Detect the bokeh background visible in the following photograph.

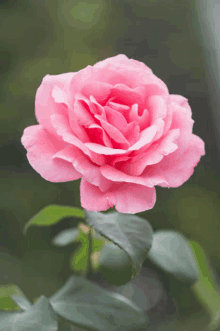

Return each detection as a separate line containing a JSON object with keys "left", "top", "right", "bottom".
{"left": 0, "top": 0, "right": 220, "bottom": 330}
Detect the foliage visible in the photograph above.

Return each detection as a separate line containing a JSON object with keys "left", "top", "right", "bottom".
{"left": 148, "top": 230, "right": 199, "bottom": 283}
{"left": 2, "top": 201, "right": 220, "bottom": 331}
{"left": 83, "top": 209, "right": 153, "bottom": 279}
{"left": 24, "top": 205, "right": 84, "bottom": 234}
{"left": 0, "top": 276, "right": 147, "bottom": 331}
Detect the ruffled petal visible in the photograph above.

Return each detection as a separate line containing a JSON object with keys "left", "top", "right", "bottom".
{"left": 169, "top": 95, "right": 194, "bottom": 152}
{"left": 128, "top": 104, "right": 150, "bottom": 131}
{"left": 120, "top": 129, "right": 180, "bottom": 176}
{"left": 147, "top": 134, "right": 205, "bottom": 188}
{"left": 87, "top": 123, "right": 113, "bottom": 148}
{"left": 80, "top": 177, "right": 156, "bottom": 214}
{"left": 21, "top": 125, "right": 81, "bottom": 182}
{"left": 85, "top": 143, "right": 127, "bottom": 155}
{"left": 110, "top": 84, "right": 147, "bottom": 110}
{"left": 128, "top": 125, "right": 157, "bottom": 152}
{"left": 74, "top": 99, "right": 96, "bottom": 128}
{"left": 51, "top": 113, "right": 105, "bottom": 165}
{"left": 80, "top": 81, "right": 111, "bottom": 105}
{"left": 100, "top": 164, "right": 168, "bottom": 188}
{"left": 53, "top": 145, "right": 111, "bottom": 192}
{"left": 95, "top": 113, "right": 130, "bottom": 149}
{"left": 35, "top": 73, "right": 75, "bottom": 136}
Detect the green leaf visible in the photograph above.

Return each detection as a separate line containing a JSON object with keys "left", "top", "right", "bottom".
{"left": 24, "top": 205, "right": 84, "bottom": 234}
{"left": 98, "top": 242, "right": 133, "bottom": 286}
{"left": 190, "top": 241, "right": 220, "bottom": 330}
{"left": 147, "top": 230, "right": 199, "bottom": 283}
{"left": 83, "top": 210, "right": 153, "bottom": 278}
{"left": 11, "top": 295, "right": 32, "bottom": 311}
{"left": 0, "top": 296, "right": 58, "bottom": 331}
{"left": 58, "top": 316, "right": 82, "bottom": 331}
{"left": 0, "top": 311, "right": 20, "bottom": 331}
{"left": 14, "top": 296, "right": 58, "bottom": 331}
{"left": 0, "top": 285, "right": 28, "bottom": 311}
{"left": 52, "top": 228, "right": 79, "bottom": 247}
{"left": 49, "top": 275, "right": 147, "bottom": 331}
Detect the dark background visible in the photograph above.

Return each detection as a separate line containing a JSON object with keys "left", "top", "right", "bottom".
{"left": 0, "top": 0, "right": 219, "bottom": 330}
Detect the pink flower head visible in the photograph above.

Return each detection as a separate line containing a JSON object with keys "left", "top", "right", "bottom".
{"left": 21, "top": 55, "right": 205, "bottom": 214}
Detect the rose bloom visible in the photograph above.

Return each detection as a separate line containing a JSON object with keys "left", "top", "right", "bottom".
{"left": 21, "top": 55, "right": 205, "bottom": 214}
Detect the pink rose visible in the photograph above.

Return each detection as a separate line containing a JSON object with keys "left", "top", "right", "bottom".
{"left": 21, "top": 55, "right": 205, "bottom": 214}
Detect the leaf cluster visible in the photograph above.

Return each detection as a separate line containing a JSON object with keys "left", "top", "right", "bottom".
{"left": 7, "top": 204, "right": 220, "bottom": 330}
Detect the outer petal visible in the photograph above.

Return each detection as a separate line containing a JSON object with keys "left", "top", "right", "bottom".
{"left": 80, "top": 178, "right": 156, "bottom": 214}
{"left": 93, "top": 54, "right": 152, "bottom": 74}
{"left": 170, "top": 94, "right": 192, "bottom": 118}
{"left": 100, "top": 164, "right": 169, "bottom": 188}
{"left": 147, "top": 133, "right": 205, "bottom": 188}
{"left": 93, "top": 54, "right": 155, "bottom": 88}
{"left": 146, "top": 95, "right": 168, "bottom": 142}
{"left": 35, "top": 73, "right": 75, "bottom": 136}
{"left": 93, "top": 54, "right": 130, "bottom": 69}
{"left": 69, "top": 65, "right": 130, "bottom": 100}
{"left": 70, "top": 55, "right": 169, "bottom": 92}
{"left": 169, "top": 95, "right": 194, "bottom": 152}
{"left": 53, "top": 145, "right": 112, "bottom": 192}
{"left": 21, "top": 125, "right": 81, "bottom": 182}
{"left": 120, "top": 129, "right": 180, "bottom": 176}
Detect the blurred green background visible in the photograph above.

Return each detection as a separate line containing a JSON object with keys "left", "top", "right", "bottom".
{"left": 0, "top": 0, "right": 219, "bottom": 329}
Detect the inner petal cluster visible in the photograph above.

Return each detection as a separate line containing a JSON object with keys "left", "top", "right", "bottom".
{"left": 71, "top": 82, "right": 153, "bottom": 154}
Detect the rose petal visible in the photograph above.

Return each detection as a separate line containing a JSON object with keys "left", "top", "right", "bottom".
{"left": 68, "top": 107, "right": 91, "bottom": 143}
{"left": 35, "top": 73, "right": 75, "bottom": 136}
{"left": 87, "top": 123, "right": 113, "bottom": 148}
{"left": 112, "top": 155, "right": 131, "bottom": 168}
{"left": 95, "top": 114, "right": 130, "bottom": 149}
{"left": 93, "top": 54, "right": 130, "bottom": 69}
{"left": 52, "top": 85, "right": 69, "bottom": 104}
{"left": 169, "top": 95, "right": 194, "bottom": 152}
{"left": 80, "top": 177, "right": 156, "bottom": 214}
{"left": 170, "top": 94, "right": 192, "bottom": 118}
{"left": 85, "top": 143, "right": 127, "bottom": 155}
{"left": 107, "top": 101, "right": 130, "bottom": 115}
{"left": 110, "top": 84, "right": 147, "bottom": 109}
{"left": 100, "top": 164, "right": 168, "bottom": 188}
{"left": 74, "top": 99, "right": 95, "bottom": 128}
{"left": 81, "top": 81, "right": 111, "bottom": 105}
{"left": 21, "top": 125, "right": 81, "bottom": 182}
{"left": 147, "top": 134, "right": 205, "bottom": 188}
{"left": 51, "top": 113, "right": 105, "bottom": 165}
{"left": 53, "top": 145, "right": 112, "bottom": 192}
{"left": 104, "top": 105, "right": 128, "bottom": 132}
{"left": 128, "top": 104, "right": 150, "bottom": 131}
{"left": 93, "top": 55, "right": 162, "bottom": 90}
{"left": 94, "top": 54, "right": 152, "bottom": 74}
{"left": 147, "top": 95, "right": 167, "bottom": 122}
{"left": 121, "top": 129, "right": 180, "bottom": 176}
{"left": 123, "top": 121, "right": 140, "bottom": 146}
{"left": 128, "top": 125, "right": 157, "bottom": 151}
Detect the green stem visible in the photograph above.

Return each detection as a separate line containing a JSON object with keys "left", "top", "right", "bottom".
{"left": 86, "top": 226, "right": 93, "bottom": 279}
